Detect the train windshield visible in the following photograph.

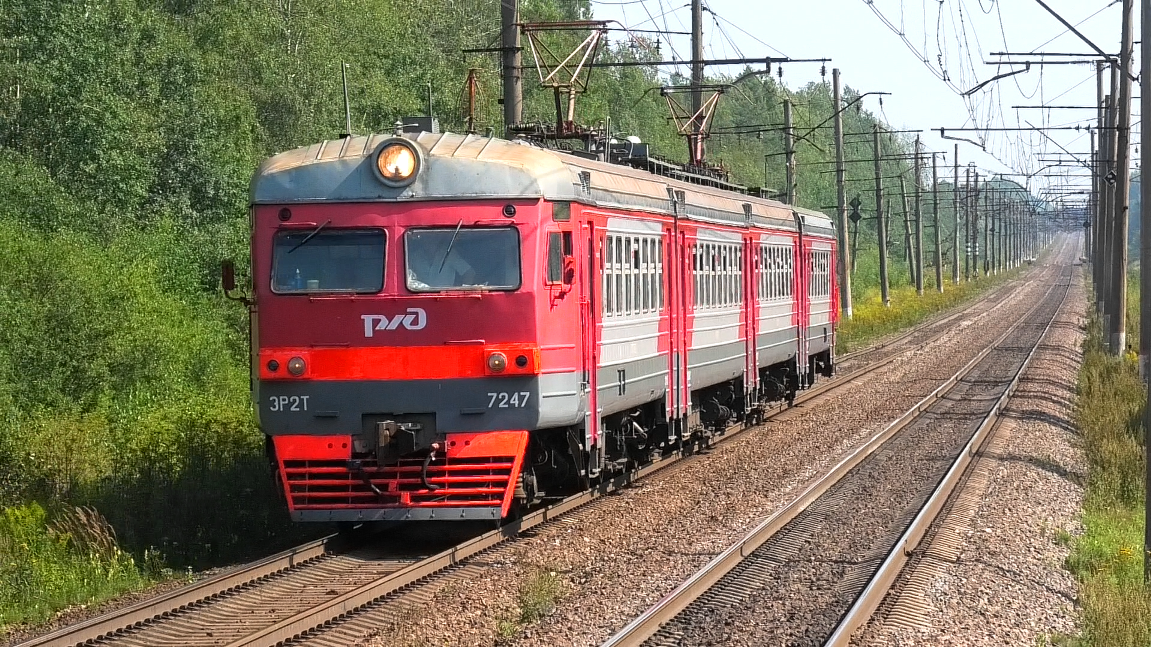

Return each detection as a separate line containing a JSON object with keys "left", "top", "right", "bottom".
{"left": 271, "top": 228, "right": 385, "bottom": 293}
{"left": 404, "top": 227, "right": 521, "bottom": 292}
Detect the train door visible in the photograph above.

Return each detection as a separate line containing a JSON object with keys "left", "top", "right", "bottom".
{"left": 671, "top": 221, "right": 690, "bottom": 436}
{"left": 580, "top": 221, "right": 601, "bottom": 471}
{"left": 792, "top": 211, "right": 808, "bottom": 385}
{"left": 743, "top": 234, "right": 757, "bottom": 401}
{"left": 664, "top": 224, "right": 679, "bottom": 438}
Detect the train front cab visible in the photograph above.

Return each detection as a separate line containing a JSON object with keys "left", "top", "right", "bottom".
{"left": 252, "top": 194, "right": 582, "bottom": 523}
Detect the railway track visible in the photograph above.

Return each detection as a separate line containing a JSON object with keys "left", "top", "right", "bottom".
{"left": 599, "top": 264, "right": 1072, "bottom": 647}
{"left": 17, "top": 267, "right": 1048, "bottom": 647}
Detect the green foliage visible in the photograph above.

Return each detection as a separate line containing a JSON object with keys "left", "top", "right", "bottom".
{"left": 491, "top": 567, "right": 566, "bottom": 642}
{"left": 1075, "top": 326, "right": 1145, "bottom": 509}
{"left": 836, "top": 268, "right": 1018, "bottom": 354}
{"left": 0, "top": 0, "right": 1049, "bottom": 629}
{"left": 1067, "top": 310, "right": 1151, "bottom": 646}
{"left": 517, "top": 568, "right": 564, "bottom": 624}
{"left": 0, "top": 503, "right": 152, "bottom": 629}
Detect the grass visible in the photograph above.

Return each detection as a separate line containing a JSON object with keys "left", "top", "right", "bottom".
{"left": 1065, "top": 306, "right": 1151, "bottom": 646}
{"left": 837, "top": 264, "right": 1023, "bottom": 354}
{"left": 0, "top": 503, "right": 159, "bottom": 629}
{"left": 517, "top": 568, "right": 564, "bottom": 624}
{"left": 493, "top": 567, "right": 566, "bottom": 643}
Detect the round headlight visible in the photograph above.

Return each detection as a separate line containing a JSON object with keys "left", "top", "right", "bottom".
{"left": 375, "top": 141, "right": 419, "bottom": 186}
{"left": 487, "top": 352, "right": 507, "bottom": 373}
{"left": 287, "top": 356, "right": 306, "bottom": 376}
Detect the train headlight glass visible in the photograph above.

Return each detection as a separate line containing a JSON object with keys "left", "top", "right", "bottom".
{"left": 375, "top": 141, "right": 419, "bottom": 187}
{"left": 287, "top": 356, "right": 306, "bottom": 376}
{"left": 487, "top": 352, "right": 507, "bottom": 373}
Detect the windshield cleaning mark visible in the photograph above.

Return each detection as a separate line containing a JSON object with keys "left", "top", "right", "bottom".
{"left": 287, "top": 219, "right": 332, "bottom": 254}
{"left": 436, "top": 219, "right": 465, "bottom": 273}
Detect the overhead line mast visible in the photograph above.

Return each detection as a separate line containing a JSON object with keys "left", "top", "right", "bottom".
{"left": 501, "top": 0, "right": 522, "bottom": 132}
{"left": 691, "top": 0, "right": 704, "bottom": 164}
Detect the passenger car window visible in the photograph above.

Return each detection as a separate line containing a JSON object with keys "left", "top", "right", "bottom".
{"left": 271, "top": 228, "right": 385, "bottom": 294}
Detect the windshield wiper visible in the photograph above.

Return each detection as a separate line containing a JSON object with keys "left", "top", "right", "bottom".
{"left": 287, "top": 219, "right": 332, "bottom": 254}
{"left": 436, "top": 219, "right": 465, "bottom": 273}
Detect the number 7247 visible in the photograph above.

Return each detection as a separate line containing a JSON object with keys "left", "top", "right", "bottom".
{"left": 487, "top": 392, "right": 530, "bottom": 408}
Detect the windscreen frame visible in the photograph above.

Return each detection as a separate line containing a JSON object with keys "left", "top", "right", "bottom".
{"left": 403, "top": 226, "right": 522, "bottom": 293}
{"left": 270, "top": 227, "right": 387, "bottom": 295}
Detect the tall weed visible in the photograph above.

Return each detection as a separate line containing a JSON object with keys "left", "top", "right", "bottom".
{"left": 0, "top": 503, "right": 151, "bottom": 628}
{"left": 1069, "top": 310, "right": 1151, "bottom": 645}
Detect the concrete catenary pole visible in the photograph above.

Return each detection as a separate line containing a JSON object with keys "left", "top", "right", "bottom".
{"left": 500, "top": 0, "right": 522, "bottom": 132}
{"left": 964, "top": 167, "right": 971, "bottom": 281}
{"left": 982, "top": 180, "right": 990, "bottom": 277}
{"left": 1138, "top": 0, "right": 1151, "bottom": 584}
{"left": 874, "top": 125, "right": 890, "bottom": 306}
{"left": 990, "top": 187, "right": 998, "bottom": 275}
{"left": 1096, "top": 63, "right": 1107, "bottom": 289}
{"left": 1100, "top": 58, "right": 1109, "bottom": 313}
{"left": 784, "top": 99, "right": 796, "bottom": 205}
{"left": 1009, "top": 200, "right": 1017, "bottom": 268}
{"left": 972, "top": 170, "right": 980, "bottom": 278}
{"left": 833, "top": 69, "right": 852, "bottom": 319}
{"left": 690, "top": 0, "right": 704, "bottom": 161}
{"left": 899, "top": 176, "right": 913, "bottom": 279}
{"left": 1109, "top": 0, "right": 1134, "bottom": 354}
{"left": 997, "top": 190, "right": 1004, "bottom": 273}
{"left": 953, "top": 145, "right": 960, "bottom": 284}
{"left": 1011, "top": 198, "right": 1017, "bottom": 267}
{"left": 1088, "top": 128, "right": 1096, "bottom": 271}
{"left": 914, "top": 138, "right": 924, "bottom": 295}
{"left": 1102, "top": 79, "right": 1119, "bottom": 347}
{"left": 1100, "top": 93, "right": 1114, "bottom": 319}
{"left": 933, "top": 153, "right": 943, "bottom": 292}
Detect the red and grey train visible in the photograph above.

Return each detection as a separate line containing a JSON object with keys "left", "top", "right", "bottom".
{"left": 247, "top": 129, "right": 838, "bottom": 523}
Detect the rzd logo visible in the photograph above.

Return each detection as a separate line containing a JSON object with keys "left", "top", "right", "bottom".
{"left": 362, "top": 309, "right": 427, "bottom": 336}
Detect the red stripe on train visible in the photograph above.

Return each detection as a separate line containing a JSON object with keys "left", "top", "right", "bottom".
{"left": 259, "top": 345, "right": 541, "bottom": 381}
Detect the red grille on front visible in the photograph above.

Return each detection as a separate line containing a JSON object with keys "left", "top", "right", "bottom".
{"left": 282, "top": 457, "right": 516, "bottom": 509}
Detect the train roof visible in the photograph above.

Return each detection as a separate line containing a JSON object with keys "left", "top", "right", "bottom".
{"left": 251, "top": 131, "right": 836, "bottom": 238}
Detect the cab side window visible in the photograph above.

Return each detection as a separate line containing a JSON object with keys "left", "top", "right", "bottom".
{"left": 547, "top": 232, "right": 563, "bottom": 283}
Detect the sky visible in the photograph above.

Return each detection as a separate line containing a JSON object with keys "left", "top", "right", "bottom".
{"left": 585, "top": 0, "right": 1133, "bottom": 208}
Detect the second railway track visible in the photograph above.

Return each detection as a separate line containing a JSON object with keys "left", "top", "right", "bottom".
{"left": 601, "top": 263, "right": 1073, "bottom": 647}
{"left": 17, "top": 264, "right": 1052, "bottom": 647}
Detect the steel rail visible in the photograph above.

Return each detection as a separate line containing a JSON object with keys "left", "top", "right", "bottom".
{"left": 19, "top": 266, "right": 1046, "bottom": 647}
{"left": 18, "top": 535, "right": 345, "bottom": 647}
{"left": 823, "top": 269, "right": 1074, "bottom": 646}
{"left": 598, "top": 267, "right": 1069, "bottom": 647}
{"left": 207, "top": 275, "right": 1040, "bottom": 647}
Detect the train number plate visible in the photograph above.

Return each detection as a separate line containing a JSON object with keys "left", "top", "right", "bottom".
{"left": 268, "top": 395, "right": 309, "bottom": 412}
{"left": 487, "top": 392, "right": 531, "bottom": 408}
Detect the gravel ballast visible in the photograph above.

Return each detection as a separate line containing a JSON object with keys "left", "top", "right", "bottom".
{"left": 294, "top": 246, "right": 1080, "bottom": 647}
{"left": 856, "top": 261, "right": 1085, "bottom": 646}
{"left": 648, "top": 274, "right": 1066, "bottom": 647}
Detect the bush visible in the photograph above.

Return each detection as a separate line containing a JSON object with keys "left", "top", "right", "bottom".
{"left": 0, "top": 210, "right": 316, "bottom": 578}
